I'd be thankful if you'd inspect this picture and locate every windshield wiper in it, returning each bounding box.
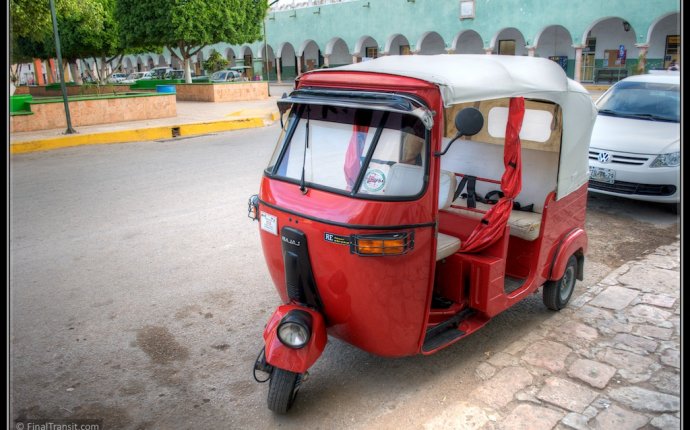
[597,109,622,117]
[299,106,310,194]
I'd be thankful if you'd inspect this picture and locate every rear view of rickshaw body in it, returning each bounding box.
[251,55,597,412]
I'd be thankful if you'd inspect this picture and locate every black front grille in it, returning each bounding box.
[589,180,676,196]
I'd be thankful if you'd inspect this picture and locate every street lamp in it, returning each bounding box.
[264,0,280,96]
[49,0,76,134]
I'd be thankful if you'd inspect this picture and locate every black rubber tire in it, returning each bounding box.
[267,368,301,414]
[543,255,577,311]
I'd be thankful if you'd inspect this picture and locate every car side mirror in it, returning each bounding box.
[435,107,484,157]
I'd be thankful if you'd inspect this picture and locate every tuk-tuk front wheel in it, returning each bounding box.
[543,255,577,311]
[267,368,302,413]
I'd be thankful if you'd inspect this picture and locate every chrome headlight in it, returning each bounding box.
[277,310,312,349]
[650,152,680,168]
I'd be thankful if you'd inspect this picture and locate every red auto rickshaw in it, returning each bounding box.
[248,54,598,413]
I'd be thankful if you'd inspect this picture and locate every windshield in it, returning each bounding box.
[211,71,226,80]
[267,105,428,199]
[596,80,679,122]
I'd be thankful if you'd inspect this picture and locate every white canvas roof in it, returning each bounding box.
[313,55,598,199]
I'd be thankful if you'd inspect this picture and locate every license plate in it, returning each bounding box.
[589,166,615,184]
[260,212,278,235]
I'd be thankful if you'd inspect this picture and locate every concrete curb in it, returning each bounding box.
[10,114,277,155]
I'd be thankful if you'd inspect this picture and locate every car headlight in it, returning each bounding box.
[650,152,680,168]
[277,310,312,349]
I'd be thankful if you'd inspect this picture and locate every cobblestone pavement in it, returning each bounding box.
[424,241,681,430]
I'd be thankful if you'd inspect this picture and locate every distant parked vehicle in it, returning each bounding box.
[210,70,242,82]
[107,73,128,83]
[149,67,174,79]
[121,71,153,84]
[164,70,185,80]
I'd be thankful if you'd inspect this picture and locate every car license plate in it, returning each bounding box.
[260,212,278,235]
[589,166,615,184]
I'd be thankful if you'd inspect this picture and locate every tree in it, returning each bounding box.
[203,50,229,74]
[116,0,268,83]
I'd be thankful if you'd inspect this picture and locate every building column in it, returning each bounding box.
[635,44,649,74]
[323,54,330,67]
[572,45,583,83]
[484,48,493,55]
[352,55,360,64]
[527,46,536,57]
[296,56,302,75]
[446,48,456,55]
[276,58,282,83]
[33,58,45,85]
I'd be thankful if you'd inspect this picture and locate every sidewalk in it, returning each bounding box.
[9,96,284,154]
[425,240,680,430]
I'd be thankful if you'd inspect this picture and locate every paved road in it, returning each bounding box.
[9,125,678,429]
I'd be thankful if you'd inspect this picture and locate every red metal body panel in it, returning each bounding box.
[263,305,327,373]
[259,71,447,357]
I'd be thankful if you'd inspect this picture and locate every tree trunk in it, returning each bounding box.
[184,57,193,84]
[70,60,83,84]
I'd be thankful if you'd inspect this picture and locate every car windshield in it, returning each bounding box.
[596,80,679,123]
[266,105,427,198]
[211,71,226,80]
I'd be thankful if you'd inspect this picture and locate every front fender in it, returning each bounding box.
[549,228,587,281]
[263,304,327,373]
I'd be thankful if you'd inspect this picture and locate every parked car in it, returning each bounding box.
[121,71,153,84]
[588,73,680,212]
[210,70,242,82]
[107,73,128,83]
[149,66,174,79]
[164,70,185,80]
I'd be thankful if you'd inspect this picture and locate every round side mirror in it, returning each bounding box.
[455,107,484,137]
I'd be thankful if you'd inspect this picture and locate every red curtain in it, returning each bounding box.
[459,97,525,253]
[344,124,369,191]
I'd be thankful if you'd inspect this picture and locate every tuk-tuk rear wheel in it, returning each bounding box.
[267,368,301,413]
[543,255,577,311]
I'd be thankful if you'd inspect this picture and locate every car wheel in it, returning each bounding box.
[543,255,577,311]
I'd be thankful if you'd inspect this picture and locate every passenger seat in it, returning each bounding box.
[437,171,461,260]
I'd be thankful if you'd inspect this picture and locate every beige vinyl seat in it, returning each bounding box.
[449,196,543,241]
[436,171,461,260]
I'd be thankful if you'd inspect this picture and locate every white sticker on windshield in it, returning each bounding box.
[260,212,278,236]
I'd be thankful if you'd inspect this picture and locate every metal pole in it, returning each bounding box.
[49,0,76,134]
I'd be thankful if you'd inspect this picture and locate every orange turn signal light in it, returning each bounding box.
[351,232,413,256]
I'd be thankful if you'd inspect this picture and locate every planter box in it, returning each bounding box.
[175,82,268,102]
[10,93,176,133]
[29,85,133,97]
[10,95,33,113]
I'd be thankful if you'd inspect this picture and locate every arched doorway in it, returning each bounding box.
[325,37,352,67]
[240,46,254,79]
[278,43,297,80]
[490,28,527,56]
[386,34,412,56]
[225,48,237,67]
[646,12,680,71]
[453,30,484,54]
[534,25,574,76]
[582,17,638,83]
[300,40,321,72]
[354,35,379,62]
[416,31,446,55]
[259,44,276,80]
